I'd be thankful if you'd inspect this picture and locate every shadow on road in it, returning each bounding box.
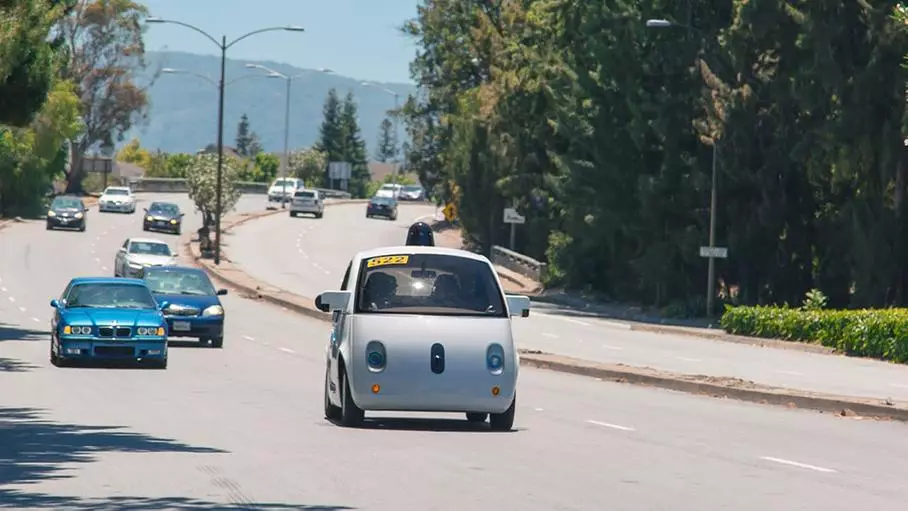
[0,357,38,372]
[0,322,45,342]
[342,416,520,434]
[0,492,355,510]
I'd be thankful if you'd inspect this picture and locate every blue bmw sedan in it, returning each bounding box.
[143,266,227,348]
[50,277,170,368]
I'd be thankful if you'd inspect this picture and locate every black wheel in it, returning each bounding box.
[489,394,516,431]
[339,369,364,427]
[175,227,181,235]
[142,224,148,231]
[211,336,223,348]
[466,412,488,423]
[78,224,85,232]
[324,368,341,421]
[46,222,53,230]
[315,213,323,219]
[50,340,62,366]
[150,357,168,369]
[289,211,296,217]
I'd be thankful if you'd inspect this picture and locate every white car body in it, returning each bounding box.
[374,183,402,199]
[98,186,137,213]
[114,237,178,278]
[268,178,305,204]
[318,245,530,430]
[289,189,324,218]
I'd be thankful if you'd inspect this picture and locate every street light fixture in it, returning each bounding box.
[361,81,401,174]
[646,16,720,317]
[160,67,266,87]
[146,17,304,265]
[244,63,333,207]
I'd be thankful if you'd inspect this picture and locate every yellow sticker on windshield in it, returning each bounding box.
[367,255,409,267]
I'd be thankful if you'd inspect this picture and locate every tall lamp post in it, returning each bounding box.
[360,82,401,175]
[245,64,333,206]
[146,17,304,265]
[646,17,721,317]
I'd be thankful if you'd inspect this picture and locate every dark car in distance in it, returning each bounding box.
[143,266,227,348]
[143,202,184,235]
[366,196,398,221]
[46,196,89,231]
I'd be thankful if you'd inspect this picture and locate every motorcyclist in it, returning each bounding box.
[406,221,435,246]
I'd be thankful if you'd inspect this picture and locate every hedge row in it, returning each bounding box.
[720,306,908,363]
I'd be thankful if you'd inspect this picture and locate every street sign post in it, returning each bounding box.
[699,246,728,259]
[328,161,351,190]
[442,203,457,222]
[82,155,114,187]
[503,206,525,249]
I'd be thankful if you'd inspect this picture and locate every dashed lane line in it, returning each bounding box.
[759,456,837,474]
[587,420,635,432]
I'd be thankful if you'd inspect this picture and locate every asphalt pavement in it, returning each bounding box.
[1,193,908,509]
[226,200,908,403]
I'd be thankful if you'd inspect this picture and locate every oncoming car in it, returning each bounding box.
[316,246,530,430]
[98,186,137,213]
[114,237,177,278]
[49,277,170,368]
[143,266,227,348]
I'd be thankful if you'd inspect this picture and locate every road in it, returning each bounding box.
[1,193,907,509]
[228,200,908,403]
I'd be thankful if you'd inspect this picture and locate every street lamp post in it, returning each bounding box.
[245,64,333,206]
[361,82,400,174]
[146,17,304,265]
[646,17,721,317]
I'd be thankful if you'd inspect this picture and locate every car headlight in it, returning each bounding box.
[202,305,224,316]
[169,219,177,224]
[47,210,56,217]
[74,212,83,219]
[146,216,154,221]
[128,262,143,269]
[486,343,505,374]
[136,326,166,336]
[63,325,91,335]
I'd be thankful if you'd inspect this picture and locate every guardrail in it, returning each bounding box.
[491,245,546,282]
[122,177,352,199]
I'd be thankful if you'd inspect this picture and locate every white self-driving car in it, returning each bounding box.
[317,246,530,430]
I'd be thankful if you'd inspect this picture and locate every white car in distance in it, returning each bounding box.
[317,246,530,430]
[374,183,402,199]
[98,186,137,213]
[267,177,305,206]
[114,237,178,278]
[289,189,324,218]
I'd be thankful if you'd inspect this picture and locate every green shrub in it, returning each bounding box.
[720,305,908,363]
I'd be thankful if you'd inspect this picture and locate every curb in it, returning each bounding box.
[183,207,908,421]
[519,351,908,422]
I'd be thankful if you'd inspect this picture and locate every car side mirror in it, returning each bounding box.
[315,291,351,313]
[157,300,170,311]
[50,299,60,308]
[505,295,531,318]
[217,289,227,296]
[143,208,148,212]
[180,213,185,217]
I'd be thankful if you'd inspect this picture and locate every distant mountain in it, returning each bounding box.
[127,51,416,156]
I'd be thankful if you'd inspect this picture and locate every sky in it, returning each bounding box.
[141,0,419,84]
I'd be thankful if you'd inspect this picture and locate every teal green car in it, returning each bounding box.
[50,277,170,368]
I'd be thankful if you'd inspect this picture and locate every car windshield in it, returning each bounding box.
[52,198,82,209]
[402,185,422,192]
[149,203,179,215]
[104,188,129,196]
[144,269,216,296]
[129,241,171,256]
[65,283,157,309]
[355,253,506,317]
[371,197,394,205]
[295,190,316,198]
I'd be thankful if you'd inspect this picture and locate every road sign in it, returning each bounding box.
[442,203,457,222]
[328,161,351,180]
[699,246,728,259]
[503,208,525,224]
[81,156,113,173]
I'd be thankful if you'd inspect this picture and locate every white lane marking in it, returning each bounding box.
[18,306,26,312]
[279,347,295,354]
[7,296,15,303]
[0,276,3,282]
[101,266,108,271]
[242,335,255,341]
[890,383,908,389]
[775,370,804,376]
[534,407,544,412]
[759,456,837,473]
[676,356,701,362]
[535,312,591,327]
[94,258,100,263]
[587,420,635,432]
[32,317,41,323]
[542,332,558,339]
[0,286,6,292]
[312,263,330,275]
[602,344,624,350]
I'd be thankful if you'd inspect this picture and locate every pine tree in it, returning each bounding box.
[375,117,397,163]
[339,92,371,197]
[234,113,262,156]
[315,89,344,163]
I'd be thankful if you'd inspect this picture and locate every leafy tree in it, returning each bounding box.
[57,0,153,193]
[288,148,327,186]
[116,138,151,168]
[235,113,263,157]
[338,92,371,197]
[375,117,397,163]
[0,0,75,127]
[185,152,242,247]
[315,88,344,163]
[253,152,279,182]
[0,79,83,216]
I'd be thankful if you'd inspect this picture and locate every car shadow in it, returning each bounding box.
[329,416,520,434]
[167,339,212,349]
[58,359,167,370]
[0,357,38,372]
[0,406,352,509]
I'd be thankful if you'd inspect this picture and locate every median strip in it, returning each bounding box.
[182,201,908,422]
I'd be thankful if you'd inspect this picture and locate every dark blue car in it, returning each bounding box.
[143,266,227,348]
[50,277,170,368]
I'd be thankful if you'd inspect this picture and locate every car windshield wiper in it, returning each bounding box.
[178,291,209,296]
